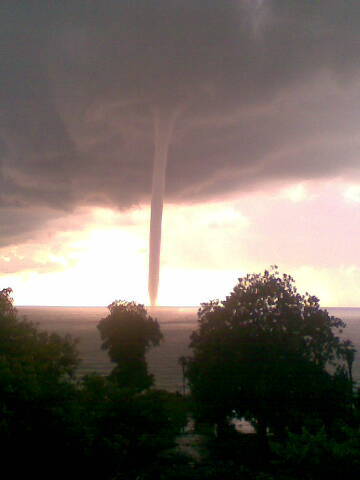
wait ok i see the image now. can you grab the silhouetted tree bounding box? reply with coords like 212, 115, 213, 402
0, 290, 186, 480
270, 425, 360, 479
97, 300, 163, 390
0, 289, 79, 387
76, 373, 188, 480
0, 288, 81, 479
185, 267, 356, 438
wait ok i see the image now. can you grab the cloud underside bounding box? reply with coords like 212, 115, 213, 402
1, 1, 360, 244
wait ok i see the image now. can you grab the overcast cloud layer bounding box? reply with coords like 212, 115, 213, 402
1, 0, 360, 246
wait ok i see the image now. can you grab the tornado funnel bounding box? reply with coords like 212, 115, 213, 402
148, 108, 178, 306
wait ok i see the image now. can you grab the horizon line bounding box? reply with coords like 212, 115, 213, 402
15, 304, 200, 309
15, 304, 360, 309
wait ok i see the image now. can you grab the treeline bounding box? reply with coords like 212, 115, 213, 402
0, 268, 359, 479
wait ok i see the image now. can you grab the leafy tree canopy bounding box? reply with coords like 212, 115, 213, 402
186, 267, 356, 435
97, 300, 163, 390
0, 288, 81, 479
0, 290, 185, 480
0, 287, 79, 381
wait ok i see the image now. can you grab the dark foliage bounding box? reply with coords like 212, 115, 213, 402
98, 300, 163, 390
0, 288, 81, 479
0, 282, 358, 480
0, 290, 185, 480
185, 267, 356, 436
270, 426, 360, 480
76, 373, 188, 479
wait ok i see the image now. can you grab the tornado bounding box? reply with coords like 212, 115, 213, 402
148, 107, 179, 306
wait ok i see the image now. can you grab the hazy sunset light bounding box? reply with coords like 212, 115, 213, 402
1, 178, 359, 307
1, 1, 359, 307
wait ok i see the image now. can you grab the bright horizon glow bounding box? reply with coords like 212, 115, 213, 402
1, 179, 360, 308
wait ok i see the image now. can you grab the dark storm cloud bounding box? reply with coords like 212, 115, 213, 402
1, 0, 360, 244
0, 206, 58, 247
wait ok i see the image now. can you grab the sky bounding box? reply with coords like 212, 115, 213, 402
0, 0, 360, 307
